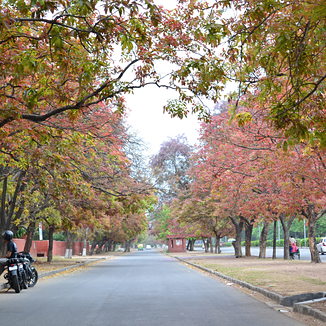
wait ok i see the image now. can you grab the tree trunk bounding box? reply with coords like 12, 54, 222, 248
282, 223, 290, 260
96, 240, 106, 254
65, 231, 73, 258
90, 241, 98, 255
47, 225, 54, 263
24, 221, 36, 253
303, 205, 322, 263
259, 221, 269, 258
186, 239, 193, 251
124, 240, 131, 252
230, 217, 243, 258
244, 221, 253, 257
190, 239, 195, 251
307, 218, 321, 263
0, 170, 26, 255
7, 171, 26, 225
215, 236, 222, 254
187, 238, 195, 251
107, 239, 114, 252
82, 228, 88, 256
0, 176, 8, 227
209, 238, 214, 253
187, 239, 195, 251
202, 238, 205, 252
1, 171, 26, 227
202, 237, 209, 253
213, 230, 223, 254
272, 220, 277, 259
279, 214, 295, 260
0, 176, 8, 255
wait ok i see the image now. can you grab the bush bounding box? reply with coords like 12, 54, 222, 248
53, 232, 66, 241
276, 239, 284, 247
251, 240, 259, 247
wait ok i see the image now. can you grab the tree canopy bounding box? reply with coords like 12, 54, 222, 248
2, 0, 324, 145
0, 0, 324, 257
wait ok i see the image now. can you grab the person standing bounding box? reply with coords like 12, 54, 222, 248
289, 235, 296, 245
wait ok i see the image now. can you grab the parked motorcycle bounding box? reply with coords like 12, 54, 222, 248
4, 252, 38, 293
4, 257, 27, 293
18, 252, 38, 288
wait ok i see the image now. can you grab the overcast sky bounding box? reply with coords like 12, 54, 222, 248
124, 0, 201, 156
125, 0, 231, 157
125, 85, 202, 157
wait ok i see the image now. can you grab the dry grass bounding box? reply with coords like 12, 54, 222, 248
178, 255, 325, 296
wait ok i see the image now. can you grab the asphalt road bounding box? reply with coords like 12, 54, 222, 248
0, 251, 305, 326
219, 247, 326, 262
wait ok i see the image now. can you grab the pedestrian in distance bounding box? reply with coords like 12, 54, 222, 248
289, 240, 300, 259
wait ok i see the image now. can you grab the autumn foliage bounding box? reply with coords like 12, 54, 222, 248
0, 1, 325, 260
188, 105, 325, 262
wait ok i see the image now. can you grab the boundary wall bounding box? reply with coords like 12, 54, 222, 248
13, 238, 87, 257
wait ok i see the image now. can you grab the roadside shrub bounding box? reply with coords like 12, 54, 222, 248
53, 232, 66, 241
276, 239, 284, 247
251, 240, 259, 247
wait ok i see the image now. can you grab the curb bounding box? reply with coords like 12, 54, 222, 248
293, 298, 326, 322
280, 292, 326, 307
174, 256, 326, 322
0, 257, 106, 291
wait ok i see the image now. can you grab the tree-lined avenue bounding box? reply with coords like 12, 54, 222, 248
0, 251, 304, 326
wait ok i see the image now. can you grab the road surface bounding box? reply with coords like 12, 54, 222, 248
0, 251, 305, 326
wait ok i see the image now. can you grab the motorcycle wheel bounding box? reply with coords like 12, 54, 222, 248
11, 274, 21, 293
28, 268, 38, 287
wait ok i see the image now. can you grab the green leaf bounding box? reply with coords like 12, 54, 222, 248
51, 35, 63, 49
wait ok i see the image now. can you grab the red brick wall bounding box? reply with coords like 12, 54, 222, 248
14, 239, 26, 252
73, 241, 85, 255
34, 240, 49, 255
53, 241, 66, 256
13, 238, 88, 257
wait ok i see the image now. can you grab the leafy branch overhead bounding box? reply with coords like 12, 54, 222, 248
1, 0, 324, 145
0, 0, 166, 128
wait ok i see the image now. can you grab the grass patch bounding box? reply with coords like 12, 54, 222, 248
298, 276, 326, 286
199, 263, 240, 275
178, 255, 326, 296
197, 262, 273, 286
